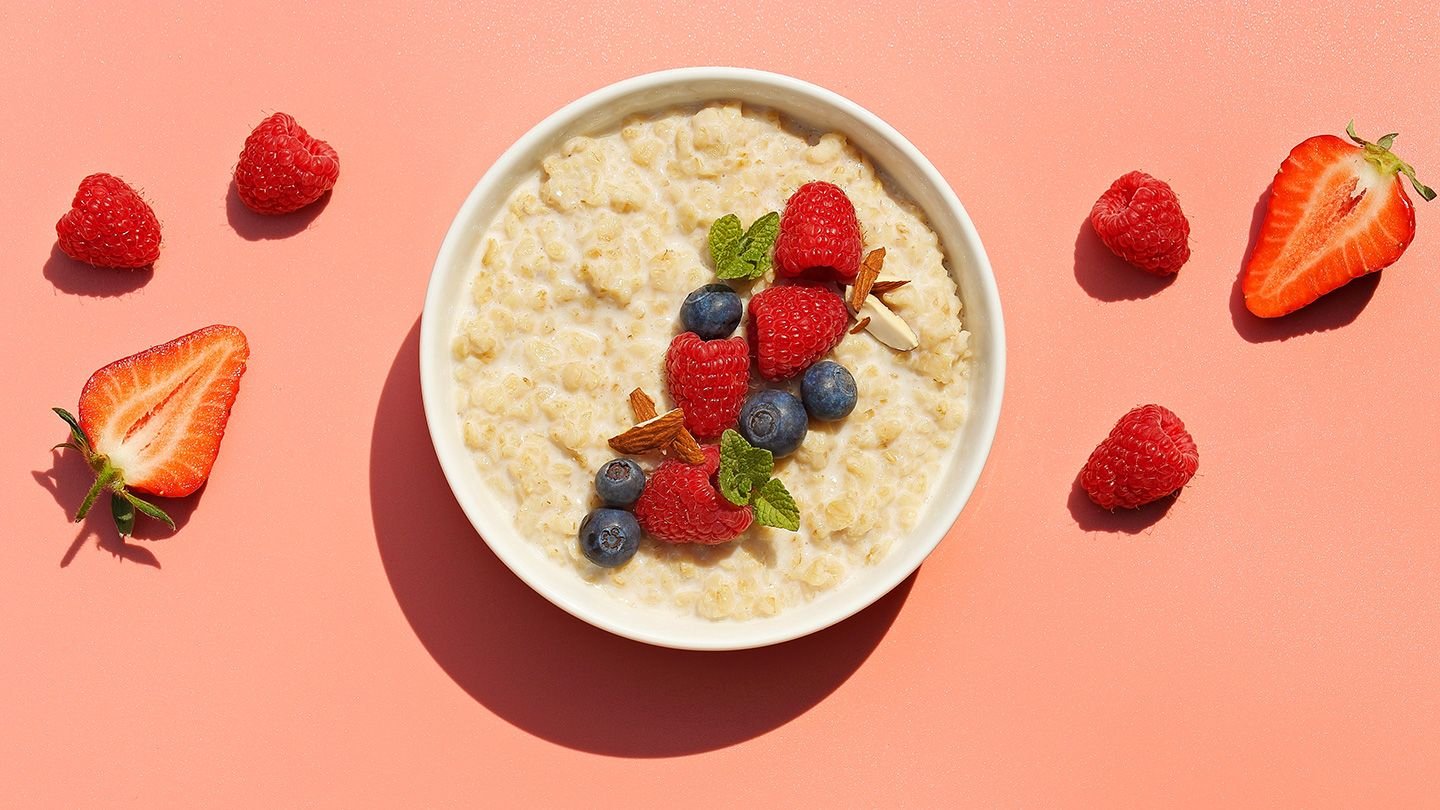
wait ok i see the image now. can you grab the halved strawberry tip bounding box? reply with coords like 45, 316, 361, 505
53, 408, 176, 538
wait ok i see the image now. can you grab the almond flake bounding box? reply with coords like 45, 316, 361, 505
608, 408, 684, 454
869, 279, 910, 297
669, 429, 706, 464
856, 295, 919, 351
628, 387, 705, 463
849, 247, 886, 310
628, 388, 658, 421
849, 317, 871, 334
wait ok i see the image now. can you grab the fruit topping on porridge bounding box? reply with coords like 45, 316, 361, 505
575, 180, 927, 565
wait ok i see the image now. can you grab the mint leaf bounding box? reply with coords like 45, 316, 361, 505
716, 254, 754, 280
707, 212, 779, 280
708, 214, 743, 266
753, 478, 800, 531
740, 243, 773, 278
111, 493, 135, 537
743, 211, 780, 253
718, 429, 773, 506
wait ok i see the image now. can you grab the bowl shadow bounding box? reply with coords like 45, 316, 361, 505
1228, 183, 1380, 342
371, 318, 911, 757
1066, 477, 1177, 535
42, 244, 154, 297
225, 180, 331, 240
1073, 217, 1175, 301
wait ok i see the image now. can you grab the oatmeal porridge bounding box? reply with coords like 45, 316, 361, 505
450, 102, 972, 620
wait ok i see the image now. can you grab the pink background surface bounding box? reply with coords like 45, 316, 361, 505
3, 1, 1438, 806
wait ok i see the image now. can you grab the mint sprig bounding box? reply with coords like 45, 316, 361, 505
709, 212, 780, 280
717, 429, 800, 531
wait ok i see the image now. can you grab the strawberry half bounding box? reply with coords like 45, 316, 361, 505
53, 325, 250, 536
1243, 123, 1434, 318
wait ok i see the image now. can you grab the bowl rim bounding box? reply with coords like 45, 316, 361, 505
419, 66, 1006, 650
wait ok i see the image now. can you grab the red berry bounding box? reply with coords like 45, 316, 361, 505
55, 173, 162, 269
1079, 404, 1198, 510
635, 446, 753, 544
774, 181, 864, 282
1089, 171, 1191, 275
748, 283, 849, 380
234, 113, 339, 215
665, 332, 750, 440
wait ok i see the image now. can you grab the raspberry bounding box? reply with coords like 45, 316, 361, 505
774, 181, 864, 282
234, 113, 339, 214
1079, 404, 1199, 510
634, 446, 753, 544
665, 332, 750, 440
54, 173, 162, 269
1089, 171, 1191, 275
748, 283, 850, 380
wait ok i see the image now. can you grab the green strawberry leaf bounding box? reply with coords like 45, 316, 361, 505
718, 429, 774, 506
110, 492, 135, 538
53, 407, 90, 452
123, 491, 176, 530
708, 214, 743, 266
753, 478, 800, 531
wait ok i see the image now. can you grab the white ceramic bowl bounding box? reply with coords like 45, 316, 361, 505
420, 67, 1005, 650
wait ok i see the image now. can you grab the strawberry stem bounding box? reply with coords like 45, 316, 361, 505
74, 462, 117, 522
1346, 121, 1436, 201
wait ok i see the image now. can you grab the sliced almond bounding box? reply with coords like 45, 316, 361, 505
869, 279, 911, 297
627, 387, 706, 463
849, 247, 886, 310
856, 295, 919, 351
608, 408, 684, 454
849, 317, 871, 335
669, 429, 706, 464
628, 388, 659, 421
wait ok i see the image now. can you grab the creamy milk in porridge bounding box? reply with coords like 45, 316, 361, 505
450, 103, 971, 620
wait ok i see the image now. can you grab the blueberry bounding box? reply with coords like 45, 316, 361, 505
739, 389, 808, 458
579, 508, 641, 568
801, 360, 858, 421
680, 283, 743, 340
595, 458, 645, 507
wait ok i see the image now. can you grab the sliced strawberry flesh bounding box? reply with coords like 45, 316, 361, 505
1243, 133, 1419, 318
78, 325, 249, 497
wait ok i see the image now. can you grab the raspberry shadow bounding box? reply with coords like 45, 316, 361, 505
371, 318, 911, 757
1072, 217, 1176, 302
225, 181, 331, 241
42, 244, 153, 297
1065, 477, 1176, 535
1228, 185, 1379, 342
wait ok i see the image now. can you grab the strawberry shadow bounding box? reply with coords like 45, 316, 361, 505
1229, 184, 1380, 342
371, 317, 910, 757
1066, 477, 1176, 535
225, 180, 331, 241
1072, 217, 1176, 301
42, 244, 153, 297
34, 447, 205, 568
